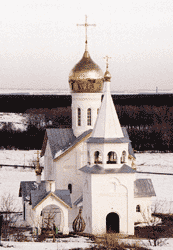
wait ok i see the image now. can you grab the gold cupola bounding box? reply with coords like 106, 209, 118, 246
69, 50, 104, 93
69, 16, 104, 93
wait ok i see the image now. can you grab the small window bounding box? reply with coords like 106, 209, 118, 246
97, 108, 99, 115
68, 184, 72, 194
107, 151, 117, 164
78, 108, 81, 126
136, 205, 140, 212
87, 108, 91, 126
94, 151, 102, 164
88, 151, 90, 165
121, 151, 126, 163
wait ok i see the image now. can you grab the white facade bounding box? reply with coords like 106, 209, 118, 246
72, 92, 102, 137
82, 173, 136, 235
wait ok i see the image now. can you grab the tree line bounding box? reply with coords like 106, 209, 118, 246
0, 104, 173, 152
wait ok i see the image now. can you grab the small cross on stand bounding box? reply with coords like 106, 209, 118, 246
103, 55, 111, 70
34, 150, 42, 176
77, 15, 96, 50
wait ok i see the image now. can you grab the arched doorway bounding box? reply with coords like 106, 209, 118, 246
41, 204, 62, 232
106, 212, 119, 233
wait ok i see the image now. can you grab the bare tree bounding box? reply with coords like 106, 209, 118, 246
0, 193, 21, 240
140, 201, 168, 247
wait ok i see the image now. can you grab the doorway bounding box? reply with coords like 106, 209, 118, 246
106, 212, 119, 233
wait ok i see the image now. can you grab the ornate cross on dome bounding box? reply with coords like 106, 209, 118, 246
103, 55, 111, 70
77, 15, 96, 50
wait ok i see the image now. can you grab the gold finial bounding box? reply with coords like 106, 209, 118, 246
77, 15, 96, 51
103, 55, 112, 82
103, 55, 111, 70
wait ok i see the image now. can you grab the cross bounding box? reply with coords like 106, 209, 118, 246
77, 15, 96, 50
103, 55, 111, 70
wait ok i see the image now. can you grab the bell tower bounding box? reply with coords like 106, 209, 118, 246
68, 16, 104, 137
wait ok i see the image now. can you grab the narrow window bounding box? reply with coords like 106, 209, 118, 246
78, 108, 81, 126
23, 202, 26, 220
107, 151, 117, 164
136, 205, 140, 212
94, 151, 102, 164
87, 108, 91, 126
121, 151, 126, 163
88, 151, 90, 165
97, 108, 99, 115
68, 184, 72, 194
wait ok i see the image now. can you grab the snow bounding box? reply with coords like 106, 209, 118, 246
0, 150, 43, 211
0, 113, 28, 131
135, 153, 173, 213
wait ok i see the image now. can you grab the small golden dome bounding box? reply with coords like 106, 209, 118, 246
104, 69, 111, 82
69, 50, 104, 93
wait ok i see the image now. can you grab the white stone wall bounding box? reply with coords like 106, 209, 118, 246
72, 93, 102, 137
134, 197, 153, 223
54, 140, 88, 230
83, 173, 136, 235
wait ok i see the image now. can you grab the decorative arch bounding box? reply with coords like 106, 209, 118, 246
94, 151, 102, 164
107, 151, 117, 164
121, 151, 126, 163
78, 108, 81, 126
87, 108, 91, 126
41, 204, 63, 232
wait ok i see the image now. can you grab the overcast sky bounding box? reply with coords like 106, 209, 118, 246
0, 0, 173, 93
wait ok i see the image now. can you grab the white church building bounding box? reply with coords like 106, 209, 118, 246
19, 18, 156, 236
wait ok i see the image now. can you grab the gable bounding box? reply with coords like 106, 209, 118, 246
41, 128, 76, 158
32, 191, 72, 210
19, 181, 72, 209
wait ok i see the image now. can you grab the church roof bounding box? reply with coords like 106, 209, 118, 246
134, 179, 156, 198
41, 128, 76, 158
19, 181, 72, 209
90, 80, 124, 139
41, 128, 92, 160
79, 164, 136, 174
41, 127, 135, 160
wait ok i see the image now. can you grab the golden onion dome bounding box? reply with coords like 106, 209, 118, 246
104, 69, 111, 82
69, 50, 104, 93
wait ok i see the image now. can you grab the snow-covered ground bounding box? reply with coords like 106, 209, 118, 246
0, 113, 28, 131
136, 153, 173, 213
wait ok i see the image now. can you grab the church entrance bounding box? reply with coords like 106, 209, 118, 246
41, 204, 62, 233
106, 212, 119, 233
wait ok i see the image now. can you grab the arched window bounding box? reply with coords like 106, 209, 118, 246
68, 184, 72, 194
78, 108, 81, 126
121, 151, 126, 163
136, 205, 140, 212
94, 151, 102, 164
87, 108, 91, 126
107, 151, 117, 164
